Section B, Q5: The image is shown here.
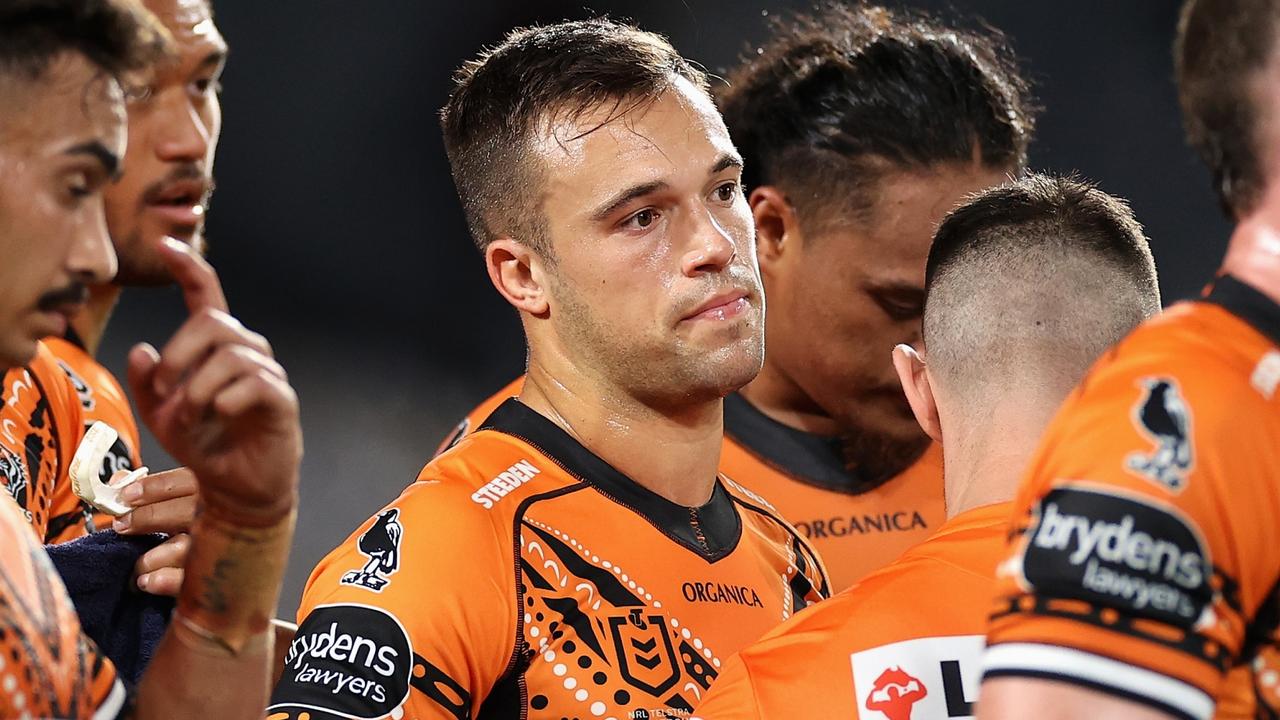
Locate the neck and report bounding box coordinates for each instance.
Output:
[940,389,1061,519]
[520,353,725,508]
[738,359,838,436]
[69,284,122,356]
[1221,205,1280,305]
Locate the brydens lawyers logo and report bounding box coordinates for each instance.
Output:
[866,667,927,720]
[341,509,403,592]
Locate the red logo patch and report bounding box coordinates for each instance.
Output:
[865,666,928,720]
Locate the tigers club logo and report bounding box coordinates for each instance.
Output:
[341,509,403,592]
[865,666,927,720]
[1125,378,1194,493]
[0,445,30,521]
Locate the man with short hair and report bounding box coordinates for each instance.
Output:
[690,174,1161,719]
[0,1,302,717]
[445,4,1035,591]
[978,2,1280,718]
[270,18,827,720]
[42,0,226,578]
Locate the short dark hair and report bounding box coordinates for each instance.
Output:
[440,18,708,255]
[0,0,168,82]
[718,2,1034,227]
[1176,0,1280,218]
[926,175,1157,293]
[923,174,1160,395]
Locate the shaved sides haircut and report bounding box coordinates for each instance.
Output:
[0,0,167,82]
[923,175,1160,399]
[439,18,708,257]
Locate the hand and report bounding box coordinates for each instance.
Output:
[127,238,302,526]
[133,533,190,596]
[112,466,199,535]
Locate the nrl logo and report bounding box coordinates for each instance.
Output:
[341,509,403,592]
[1125,378,1193,493]
[865,666,927,720]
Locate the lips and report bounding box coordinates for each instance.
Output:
[145,178,209,231]
[681,288,751,322]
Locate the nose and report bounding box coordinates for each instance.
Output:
[155,93,213,163]
[681,207,737,276]
[69,202,119,284]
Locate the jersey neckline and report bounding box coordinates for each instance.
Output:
[1205,274,1280,346]
[724,391,899,495]
[480,398,742,562]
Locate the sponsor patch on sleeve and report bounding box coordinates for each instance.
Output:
[268,603,413,720]
[1017,486,1213,627]
[851,635,984,720]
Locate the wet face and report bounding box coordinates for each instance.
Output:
[0,54,125,366]
[764,163,1010,444]
[532,79,764,407]
[105,0,225,286]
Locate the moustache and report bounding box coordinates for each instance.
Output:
[140,164,215,207]
[37,283,89,312]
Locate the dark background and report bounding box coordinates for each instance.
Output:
[99,0,1230,613]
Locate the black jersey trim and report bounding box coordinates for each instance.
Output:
[723,392,903,495]
[480,399,742,561]
[1204,274,1280,347]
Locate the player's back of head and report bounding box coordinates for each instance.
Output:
[1176,0,1280,218]
[439,18,707,257]
[0,0,167,86]
[923,174,1161,403]
[717,2,1034,223]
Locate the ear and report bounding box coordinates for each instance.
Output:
[749,185,801,273]
[892,343,942,443]
[486,237,549,317]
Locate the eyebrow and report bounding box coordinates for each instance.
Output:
[199,48,228,71]
[64,141,121,178]
[589,151,746,222]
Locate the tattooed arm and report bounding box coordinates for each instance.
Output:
[125,239,302,720]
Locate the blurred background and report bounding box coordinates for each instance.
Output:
[99,0,1229,612]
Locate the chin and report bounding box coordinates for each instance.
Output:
[0,334,39,370]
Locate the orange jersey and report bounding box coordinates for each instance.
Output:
[691,502,1007,720]
[984,276,1280,720]
[44,335,141,540]
[0,494,127,717]
[0,342,85,543]
[272,399,829,720]
[439,379,946,590]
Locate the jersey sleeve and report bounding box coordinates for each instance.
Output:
[690,652,765,720]
[268,475,519,720]
[983,321,1280,720]
[43,365,98,544]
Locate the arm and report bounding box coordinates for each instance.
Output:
[979,677,1179,720]
[690,652,765,720]
[124,238,302,720]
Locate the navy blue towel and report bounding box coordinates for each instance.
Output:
[47,531,175,683]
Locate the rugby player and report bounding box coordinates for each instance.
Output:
[43,0,226,596]
[0,1,302,717]
[269,19,828,720]
[689,175,1161,719]
[979,1,1280,718]
[444,3,1035,590]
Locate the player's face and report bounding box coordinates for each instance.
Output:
[766,163,1009,443]
[0,54,124,366]
[534,79,764,405]
[105,0,225,286]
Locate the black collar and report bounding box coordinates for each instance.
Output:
[723,392,884,494]
[1205,275,1280,347]
[63,325,87,352]
[480,399,741,561]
